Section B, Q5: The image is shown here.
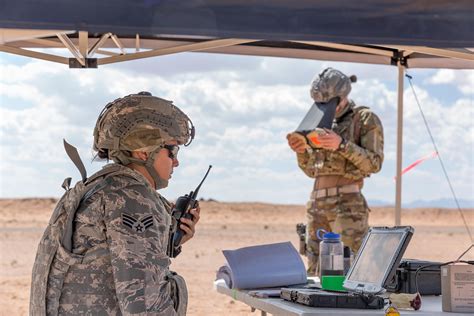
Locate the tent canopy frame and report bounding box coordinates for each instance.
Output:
[1,31,473,69]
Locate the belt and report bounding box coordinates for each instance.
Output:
[314,184,360,199]
[315,175,359,190]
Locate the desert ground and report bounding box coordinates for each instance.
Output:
[0,198,473,315]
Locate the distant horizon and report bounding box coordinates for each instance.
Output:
[1,196,473,210]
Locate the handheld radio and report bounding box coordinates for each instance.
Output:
[169,165,212,257]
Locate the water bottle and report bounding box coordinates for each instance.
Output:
[317,229,344,276]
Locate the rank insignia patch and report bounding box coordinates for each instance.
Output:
[122,214,154,233]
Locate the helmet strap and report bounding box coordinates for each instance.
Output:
[144,148,168,190]
[112,148,168,190]
[335,98,351,119]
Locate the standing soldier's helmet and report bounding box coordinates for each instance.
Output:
[93,91,195,189]
[310,67,357,103]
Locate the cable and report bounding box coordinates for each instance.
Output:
[405,73,474,244]
[413,257,474,294]
[456,244,474,261]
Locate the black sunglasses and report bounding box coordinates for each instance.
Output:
[163,144,180,160]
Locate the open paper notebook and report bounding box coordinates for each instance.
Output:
[216,241,307,290]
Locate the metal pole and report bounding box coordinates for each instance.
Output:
[395,61,404,225]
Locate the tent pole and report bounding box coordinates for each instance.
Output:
[395,60,405,225]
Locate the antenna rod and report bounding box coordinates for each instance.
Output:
[192,165,212,199]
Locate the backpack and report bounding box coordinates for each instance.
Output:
[29,142,126,315]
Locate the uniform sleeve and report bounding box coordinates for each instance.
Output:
[158,195,173,214]
[296,151,318,178]
[339,110,384,175]
[103,184,178,315]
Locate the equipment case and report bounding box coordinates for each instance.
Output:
[280,288,385,309]
[386,259,442,295]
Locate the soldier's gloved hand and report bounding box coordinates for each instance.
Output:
[287,133,307,153]
[179,203,201,245]
[318,129,343,151]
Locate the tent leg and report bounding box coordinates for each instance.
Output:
[395,62,405,225]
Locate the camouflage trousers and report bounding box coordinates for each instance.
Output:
[305,191,369,276]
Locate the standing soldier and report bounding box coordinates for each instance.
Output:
[30,92,198,315]
[287,68,384,276]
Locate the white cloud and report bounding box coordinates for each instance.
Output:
[427,69,474,95]
[428,69,456,84]
[0,53,472,205]
[0,60,63,83]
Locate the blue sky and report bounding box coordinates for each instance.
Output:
[0,51,473,205]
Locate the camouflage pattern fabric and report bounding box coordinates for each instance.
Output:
[30,164,187,315]
[93,92,194,155]
[310,68,354,103]
[30,164,125,316]
[296,101,384,180]
[306,192,369,275]
[296,101,384,276]
[93,91,195,190]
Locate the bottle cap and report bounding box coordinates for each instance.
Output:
[323,232,341,240]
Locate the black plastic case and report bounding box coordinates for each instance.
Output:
[280,288,385,309]
[386,259,442,295]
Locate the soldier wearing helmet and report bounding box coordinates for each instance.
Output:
[31,92,197,315]
[287,68,384,276]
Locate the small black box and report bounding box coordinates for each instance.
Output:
[280,288,385,309]
[386,259,442,295]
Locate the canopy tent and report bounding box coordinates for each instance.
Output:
[1,0,473,46]
[1,0,473,224]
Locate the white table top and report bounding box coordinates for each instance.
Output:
[214,279,464,316]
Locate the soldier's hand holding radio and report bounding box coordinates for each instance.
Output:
[178,204,201,245]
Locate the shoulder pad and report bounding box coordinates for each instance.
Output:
[353,105,370,113]
[353,106,373,120]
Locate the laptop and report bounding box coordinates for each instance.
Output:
[281,226,414,309]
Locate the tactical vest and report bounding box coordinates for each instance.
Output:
[30,163,188,315]
[313,105,370,180]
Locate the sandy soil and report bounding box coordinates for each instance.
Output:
[0,198,473,315]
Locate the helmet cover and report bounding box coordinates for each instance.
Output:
[93,92,194,159]
[310,68,356,103]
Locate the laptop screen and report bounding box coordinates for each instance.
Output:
[343,226,413,294]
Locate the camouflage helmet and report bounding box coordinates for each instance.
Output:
[310,68,357,103]
[93,92,195,189]
[93,91,194,160]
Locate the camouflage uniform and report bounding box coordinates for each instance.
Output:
[295,69,384,275]
[30,92,193,315]
[62,165,183,314]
